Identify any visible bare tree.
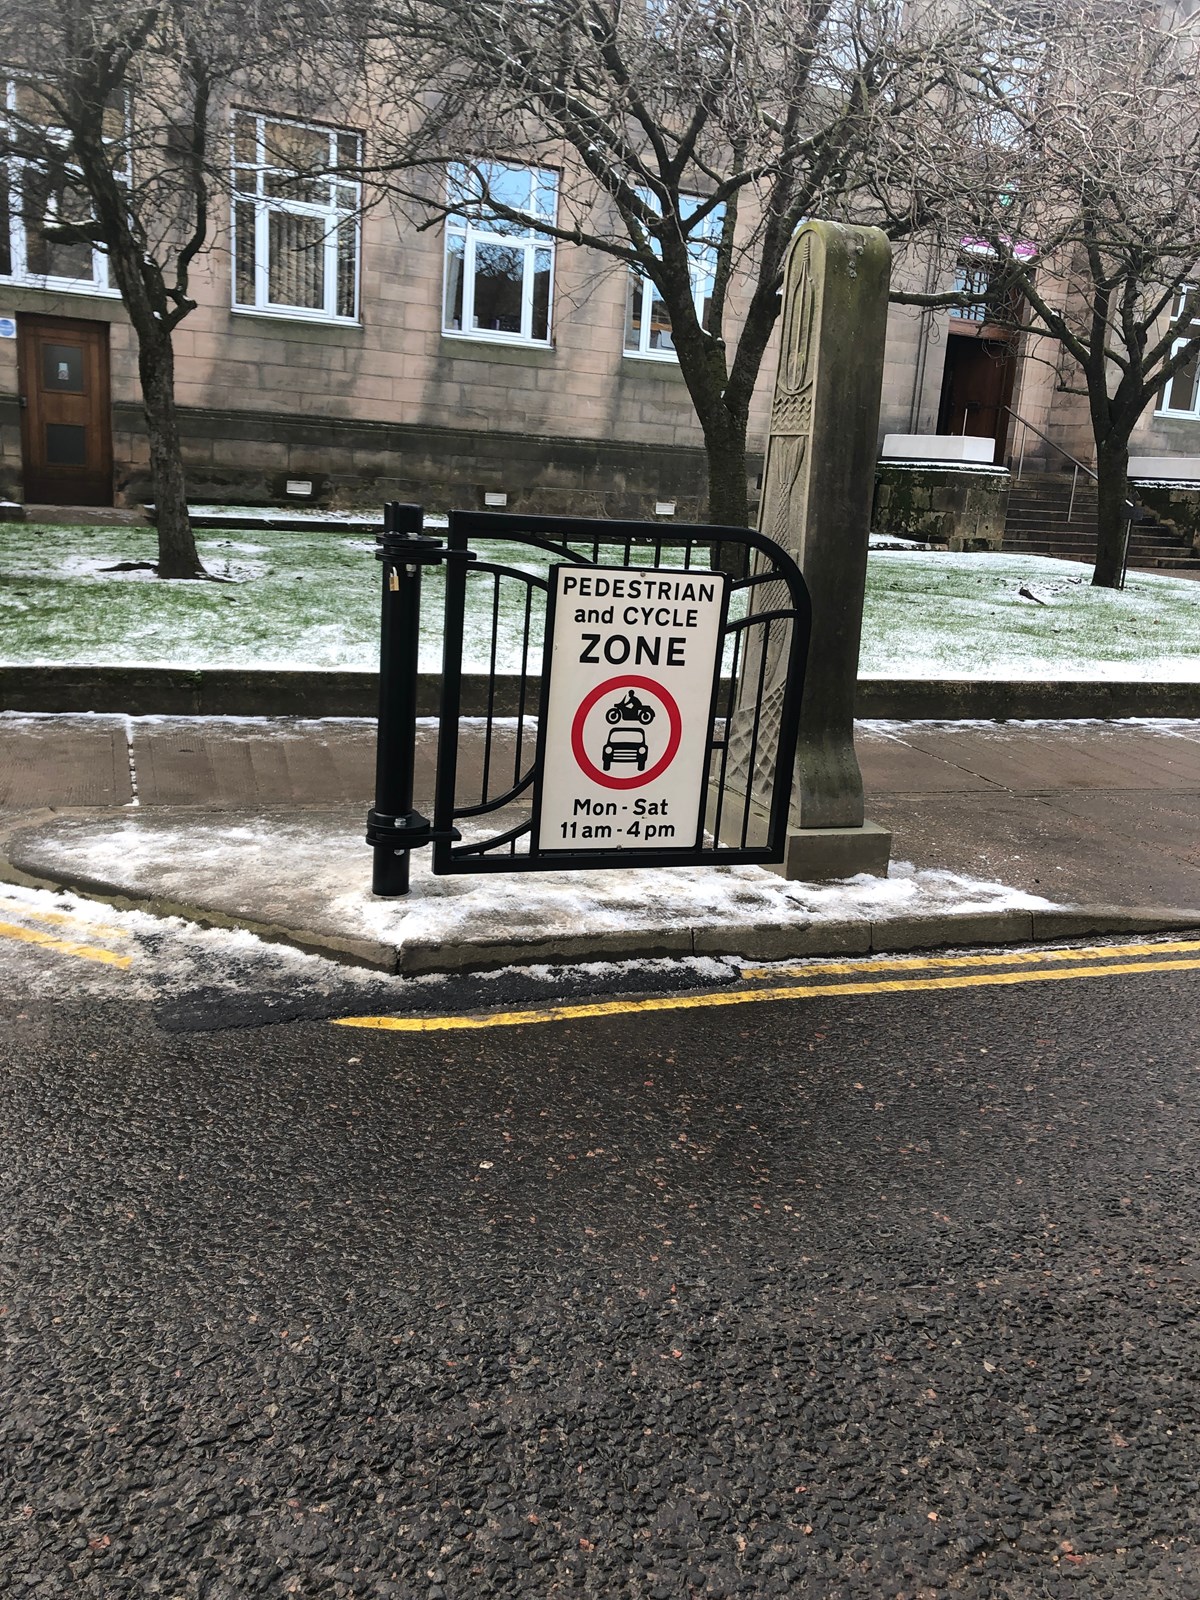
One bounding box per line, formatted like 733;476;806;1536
0;0;337;577
899;0;1200;588
353;0;983;527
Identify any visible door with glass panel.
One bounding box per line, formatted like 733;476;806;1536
18;314;113;505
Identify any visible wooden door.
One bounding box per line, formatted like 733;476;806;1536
936;332;1016;463
18;314;113;505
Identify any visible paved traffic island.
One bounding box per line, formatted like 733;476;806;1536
2;715;1200;974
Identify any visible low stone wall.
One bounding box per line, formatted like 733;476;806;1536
873;462;1010;551
115;403;738;522
1130;479;1200;554
0;396;765;522
4;666;1197;721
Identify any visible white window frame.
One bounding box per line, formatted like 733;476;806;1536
623;192;724;363
1155;285;1200;419
951;255;994;324
442;161;557;347
231;111;361;326
0;77;119;296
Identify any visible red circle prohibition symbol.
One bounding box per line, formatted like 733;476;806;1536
570;675;683;790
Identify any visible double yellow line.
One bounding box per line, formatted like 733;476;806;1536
0;898;132;969
334;936;1200;1034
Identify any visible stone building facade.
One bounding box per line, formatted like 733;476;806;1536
1;109;1195;518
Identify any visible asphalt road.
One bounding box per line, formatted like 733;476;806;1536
1;904;1199;1598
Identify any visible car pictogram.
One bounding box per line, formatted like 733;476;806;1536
602;726;648;771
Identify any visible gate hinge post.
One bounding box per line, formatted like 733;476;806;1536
369;501;445;896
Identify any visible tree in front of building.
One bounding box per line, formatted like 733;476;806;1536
926;0;1200;588
355;0;986;528
0;0;324;578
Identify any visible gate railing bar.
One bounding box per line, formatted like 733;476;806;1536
454;766;539;818
725;603;799;632
708;624;744;849
480;571;502;803
429;516;472;871
515;584;534;789
446;509;788;558
455;819;534;858
445;556;548;820
468;560;552;589
767;603;808;853
741;617;773;847
738;570;795;596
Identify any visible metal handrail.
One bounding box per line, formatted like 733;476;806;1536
1005;404;1097;523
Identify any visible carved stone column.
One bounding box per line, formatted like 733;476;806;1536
727;220;893;879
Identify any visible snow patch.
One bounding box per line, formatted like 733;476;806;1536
879;459;1010;475
46;552;269;583
860;715;1200;737
35;817;1059;971
869;533;933;551
186;505;452;529
197;539;269;555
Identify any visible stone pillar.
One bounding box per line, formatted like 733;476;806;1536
729;220;893;879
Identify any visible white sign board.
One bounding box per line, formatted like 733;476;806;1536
534;565;727;853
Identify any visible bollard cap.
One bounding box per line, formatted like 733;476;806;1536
383;501;423;535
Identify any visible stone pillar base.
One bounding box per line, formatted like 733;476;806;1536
709;783;892;881
774;820;893;882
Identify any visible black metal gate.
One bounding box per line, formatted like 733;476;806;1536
367;504;810;895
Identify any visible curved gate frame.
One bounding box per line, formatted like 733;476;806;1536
427;509;812;878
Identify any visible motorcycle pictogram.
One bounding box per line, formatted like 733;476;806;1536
604;688;656;726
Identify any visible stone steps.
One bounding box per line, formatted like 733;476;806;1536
1003;541;1199;569
1002;471;1198;570
1005;524;1190;555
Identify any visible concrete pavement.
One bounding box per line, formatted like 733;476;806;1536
2;713;1199;971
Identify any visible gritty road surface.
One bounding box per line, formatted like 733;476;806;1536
1;888;1198;1599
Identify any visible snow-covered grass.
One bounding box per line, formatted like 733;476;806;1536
1;523;386;669
1;522;1196;679
861;551;1199;680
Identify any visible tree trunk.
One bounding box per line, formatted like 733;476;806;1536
667;302;752;528
698;407;751;527
137;330;205;580
705;438;750;527
1092;436;1132;589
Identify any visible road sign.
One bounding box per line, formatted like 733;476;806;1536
533;564;728;853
